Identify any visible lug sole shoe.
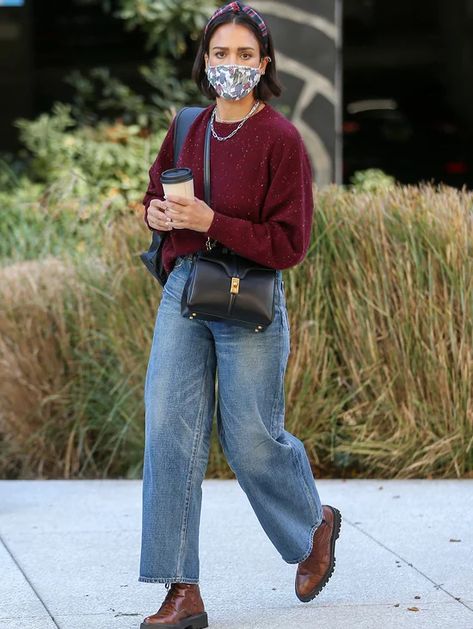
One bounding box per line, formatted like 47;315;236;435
140;582;208;628
295;504;342;602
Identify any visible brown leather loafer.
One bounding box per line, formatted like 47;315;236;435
295;504;342;602
140;582;208;628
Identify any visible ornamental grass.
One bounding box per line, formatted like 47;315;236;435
1;182;472;479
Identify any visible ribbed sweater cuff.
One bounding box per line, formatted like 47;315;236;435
205;210;234;243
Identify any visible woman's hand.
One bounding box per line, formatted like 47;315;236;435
149;194;215;233
147;199;173;231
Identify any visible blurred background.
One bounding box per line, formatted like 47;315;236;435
1;0;473;187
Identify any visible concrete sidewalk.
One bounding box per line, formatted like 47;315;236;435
0;479;472;629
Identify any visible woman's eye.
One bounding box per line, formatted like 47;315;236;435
215;52;251;60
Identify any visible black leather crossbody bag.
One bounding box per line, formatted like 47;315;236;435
180;119;277;333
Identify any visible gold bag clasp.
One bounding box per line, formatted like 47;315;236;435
230;277;240;294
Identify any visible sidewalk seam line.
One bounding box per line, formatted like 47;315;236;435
343;516;473;614
0;532;61;628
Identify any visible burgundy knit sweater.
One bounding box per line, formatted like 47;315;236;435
142;102;314;274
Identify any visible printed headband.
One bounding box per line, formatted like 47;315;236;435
204;1;268;42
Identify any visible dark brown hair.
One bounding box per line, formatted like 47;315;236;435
191;9;283;102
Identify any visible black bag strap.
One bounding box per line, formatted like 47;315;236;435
174;108;217;253
203;117;220;252
174;107;212;211
173;106;206;167
204;118;211;207
140;106;205;286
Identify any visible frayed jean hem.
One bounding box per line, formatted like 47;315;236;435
283;517;323;564
138;576;199;584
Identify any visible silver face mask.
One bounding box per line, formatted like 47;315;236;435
206;62;263;100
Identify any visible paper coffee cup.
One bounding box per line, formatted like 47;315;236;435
160;167;194;200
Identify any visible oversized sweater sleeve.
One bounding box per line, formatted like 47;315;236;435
142;115;176;233
205;125;314;269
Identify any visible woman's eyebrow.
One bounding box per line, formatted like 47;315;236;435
211;46;255;51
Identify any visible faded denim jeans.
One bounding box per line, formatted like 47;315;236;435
138;254;323;584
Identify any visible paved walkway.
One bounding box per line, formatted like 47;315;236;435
0;479;472;628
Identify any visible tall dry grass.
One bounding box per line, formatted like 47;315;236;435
1;183;473;478
0;236;149;479
284;183;473;478
0;257;89;477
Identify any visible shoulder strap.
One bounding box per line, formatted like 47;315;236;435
141;106;207;285
173;105;213;213
173;106;206;166
204;119;211;207
173;106;217;250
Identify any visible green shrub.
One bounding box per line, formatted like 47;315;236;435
64;0;216;130
109;0;215;57
350;168;396;191
0;102;163;265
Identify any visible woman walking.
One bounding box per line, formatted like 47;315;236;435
138;3;341;627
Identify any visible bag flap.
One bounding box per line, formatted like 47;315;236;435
197;253;275;279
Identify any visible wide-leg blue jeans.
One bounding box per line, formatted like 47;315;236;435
138;254;323;584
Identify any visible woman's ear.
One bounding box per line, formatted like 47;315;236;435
260;56;270;75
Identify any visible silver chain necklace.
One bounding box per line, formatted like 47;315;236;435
210;100;260;142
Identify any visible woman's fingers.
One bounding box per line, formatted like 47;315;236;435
147;198;188;230
148;203;172;230
149;198;167;211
